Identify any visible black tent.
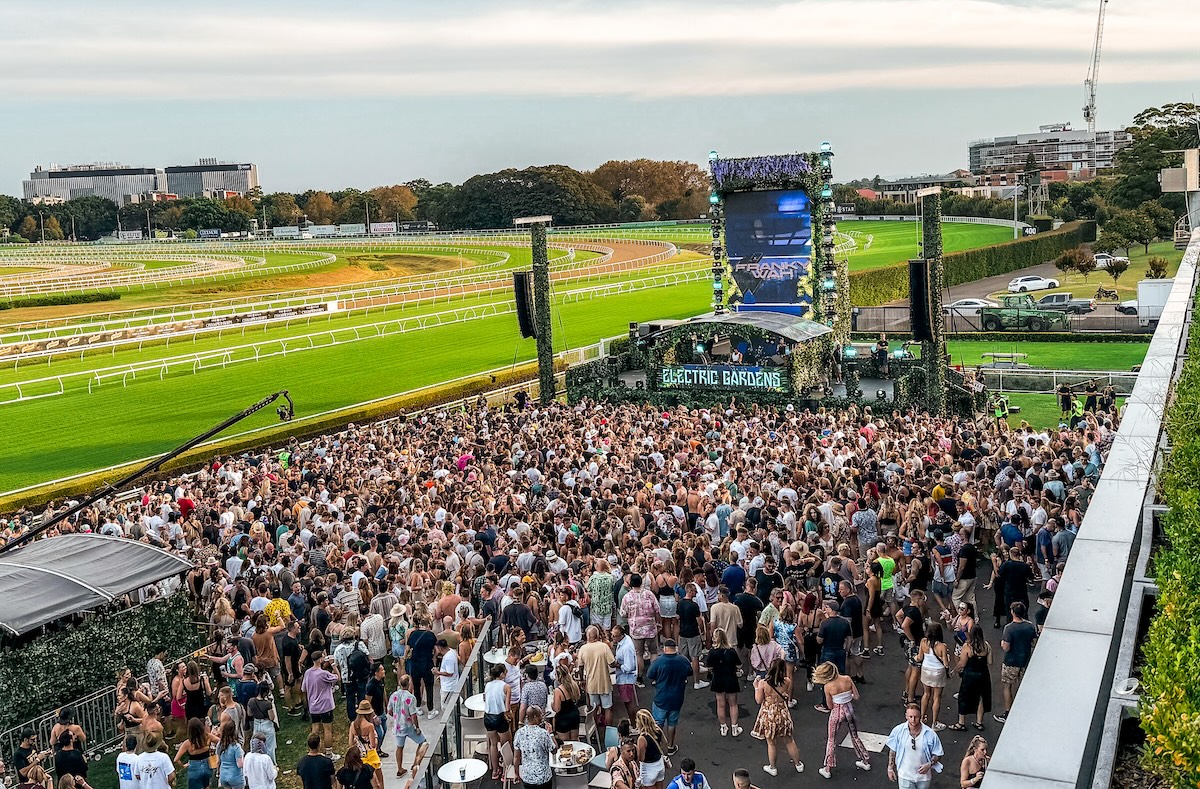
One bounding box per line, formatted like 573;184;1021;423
0;533;192;635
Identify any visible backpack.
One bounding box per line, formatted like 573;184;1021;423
348;645;371;682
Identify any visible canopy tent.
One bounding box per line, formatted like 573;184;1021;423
0;533;192;635
679;311;833;344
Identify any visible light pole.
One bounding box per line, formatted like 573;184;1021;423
37;210;45;243
145;207;152;240
69;214;76;242
364;197;371;231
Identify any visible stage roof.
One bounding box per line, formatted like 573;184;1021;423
0;534;192;635
680;311;833;344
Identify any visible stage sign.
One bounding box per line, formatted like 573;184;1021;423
659;364;788;392
723;189;812;309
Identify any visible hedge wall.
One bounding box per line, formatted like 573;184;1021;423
849;220;1096;306
849;331;1151;344
0;292;121;311
0;593;202;733
1140;306;1200;788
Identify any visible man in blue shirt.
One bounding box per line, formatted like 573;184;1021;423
886;704;944;788
645;640;692;755
666;759;711;789
720;563;746;597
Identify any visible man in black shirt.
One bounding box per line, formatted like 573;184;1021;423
296;732;336;789
897;589;927;704
500;587;538;641
954;530;979;614
281;620;305;715
733;578;765;652
997;602;1038;722
12;730;42;782
754;556;784;604
816;600;852;677
819;558;845;602
991;547;1032;626
365;662;389;757
676;584;708;689
838;581;866;682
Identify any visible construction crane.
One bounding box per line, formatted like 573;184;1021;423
1082;0;1109;139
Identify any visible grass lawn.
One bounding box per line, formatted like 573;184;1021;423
1;280;711;490
984;241;1185;302
840;221;1014;271
944;340;1148;371
1001;394;1068;429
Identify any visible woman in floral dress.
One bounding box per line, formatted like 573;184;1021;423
751;659;804;777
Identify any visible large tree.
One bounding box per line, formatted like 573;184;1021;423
588;159;708;219
1105;209;1157;253
301;191;337;224
367;185;418;223
440;165;618;229
1110;102;1199;212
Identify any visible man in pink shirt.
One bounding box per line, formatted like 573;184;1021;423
301;651;341;755
619;573;660;683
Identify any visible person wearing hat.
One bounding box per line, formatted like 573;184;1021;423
350;700;382;789
387;604;410;661
812;662;870;779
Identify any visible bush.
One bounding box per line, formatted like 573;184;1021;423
1141;304;1200;787
0;593;202;734
849;221;1095;305
1147;256;1170;279
0;292;121;311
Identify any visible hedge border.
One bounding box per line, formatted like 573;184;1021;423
0;292;121;310
849;220;1096;306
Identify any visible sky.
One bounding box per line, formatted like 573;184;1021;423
0;0;1196;195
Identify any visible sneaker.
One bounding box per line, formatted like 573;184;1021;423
806;681;814;692
666;746;678;756
720;725;729;737
731;725;743;737
855;760;871;772
762;766;778;777
787;699;798;708
377;751;390;759
873;646;885;656
750;730;764;740
933;723;946;731
636;680;646;688
695;680;711;690
993;711;1009;723
861;650;872;660
818;767;832;779
794;762;804;773
427;709;439;719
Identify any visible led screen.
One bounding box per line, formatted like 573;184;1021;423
723;188;812;307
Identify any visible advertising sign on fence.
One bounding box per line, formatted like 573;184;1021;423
118;230;144;241
836;204;857;214
198;228;221;239
310;225;337;237
369;222;397;235
658;364;788;392
337;223;366;236
272;226;300;239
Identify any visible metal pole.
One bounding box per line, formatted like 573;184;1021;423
1013;188;1019;240
37;211;45;243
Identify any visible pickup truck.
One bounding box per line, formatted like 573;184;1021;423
979;295;1072;332
1035;292;1095;314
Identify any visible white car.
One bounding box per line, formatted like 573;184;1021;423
1092;252;1130;270
1007;275;1059;293
943;298;998;316
1117;299;1138;315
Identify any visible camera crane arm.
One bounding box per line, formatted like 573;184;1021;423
0;389;294;556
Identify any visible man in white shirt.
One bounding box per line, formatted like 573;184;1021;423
133;733;175;789
435;639;461;713
116;735;139;789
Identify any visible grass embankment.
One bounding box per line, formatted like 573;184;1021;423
944;340;1148;371
985;241;1185;301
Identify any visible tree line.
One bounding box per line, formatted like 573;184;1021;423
1;103;1193;242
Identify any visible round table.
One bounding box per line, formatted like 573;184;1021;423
464;693;487;715
549;743;595;774
483;648;508;664
438;758;488;787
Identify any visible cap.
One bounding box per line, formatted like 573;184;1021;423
509;548;519;556
662;639;677;649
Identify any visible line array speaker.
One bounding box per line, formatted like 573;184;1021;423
513;271;536;338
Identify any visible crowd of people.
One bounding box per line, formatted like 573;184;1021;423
0;393;1116;789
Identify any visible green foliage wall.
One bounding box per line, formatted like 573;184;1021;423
1140;295;1200;788
0;292;121;310
849;221;1096;306
0;593;202;734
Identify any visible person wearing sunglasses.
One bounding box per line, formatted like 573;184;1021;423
885;704;944;789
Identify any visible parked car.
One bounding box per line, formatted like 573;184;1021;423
1008;275;1060;293
943;298;998;316
1117;299;1138;315
1035;292;1095;314
1092;252;1130;270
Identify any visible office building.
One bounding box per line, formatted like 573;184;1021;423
23;164;164;204
164;159;259;198
968;123;1132;178
877;170;975;203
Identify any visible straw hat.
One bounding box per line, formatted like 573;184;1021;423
356;700;375;716
811;662;839;685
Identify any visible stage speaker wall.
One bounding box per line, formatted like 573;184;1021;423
908;258;933;342
513;271;536;338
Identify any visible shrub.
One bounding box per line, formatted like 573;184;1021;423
0;292;121;311
1146;256;1170;279
1055;246;1093;275
849;221;1095;306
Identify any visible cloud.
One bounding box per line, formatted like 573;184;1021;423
0;0;1194;99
